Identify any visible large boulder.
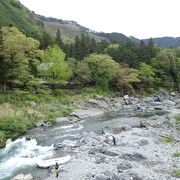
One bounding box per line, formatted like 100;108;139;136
102;126;112;135
121;152;146;161
80;132;101;146
163;99;176;106
154;90;169;102
117;162;132;171
86;99;109;110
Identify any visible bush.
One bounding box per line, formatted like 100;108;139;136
175;116;180;125
0;131;6;148
81;87;97;94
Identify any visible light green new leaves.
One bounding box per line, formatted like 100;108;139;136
40;45;71;84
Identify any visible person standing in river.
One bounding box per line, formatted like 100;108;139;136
54;162;59;178
112;136;116;145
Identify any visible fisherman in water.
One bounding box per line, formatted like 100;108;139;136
54;162;59;178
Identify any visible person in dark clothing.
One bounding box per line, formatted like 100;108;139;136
112;136;116;145
55;162;59;178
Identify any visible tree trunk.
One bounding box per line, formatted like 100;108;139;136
3;81;6;91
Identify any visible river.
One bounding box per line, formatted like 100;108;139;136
0;97;179;180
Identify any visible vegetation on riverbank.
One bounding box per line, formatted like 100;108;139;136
174;152;180;157
0;88;113;148
175;116;180;125
173;169;180;178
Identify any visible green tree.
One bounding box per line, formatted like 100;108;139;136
39;45;71;94
0;27;41;91
116;65;140;94
151;48;179;90
55;29;64;50
84;54;119;90
67;58;91;88
104;43;120;61
138;62;155;88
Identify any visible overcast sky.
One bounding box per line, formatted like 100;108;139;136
19;0;180;39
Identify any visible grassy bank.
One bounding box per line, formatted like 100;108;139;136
0;88;112;148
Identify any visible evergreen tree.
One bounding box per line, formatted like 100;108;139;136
55;29;64;49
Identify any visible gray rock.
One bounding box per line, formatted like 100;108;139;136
103;171;121;180
153;106;164;110
87;99;109;110
170;92;176;97
35;121;48;127
95;174;110;180
95;154;106;164
163;99;176;106
113;125;132;134
123;95;131;105
126;171;143;180
89;147;100;155
117;162;132;171
121;152;146;161
104;150;119;156
102;126;112;134
154;90;169;102
80;132;101;146
138;139;149;146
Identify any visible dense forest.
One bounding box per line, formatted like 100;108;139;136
0;0;180;148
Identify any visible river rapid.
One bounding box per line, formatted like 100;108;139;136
0;94;180;180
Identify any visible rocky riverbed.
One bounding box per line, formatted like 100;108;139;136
9;91;180;180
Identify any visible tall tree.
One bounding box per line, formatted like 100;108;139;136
0;27;41;90
151;48;179;90
84;53;119;90
39;45;71;94
55;29;64;49
116;65;140;94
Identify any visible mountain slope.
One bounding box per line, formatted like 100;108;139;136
0;0;44;36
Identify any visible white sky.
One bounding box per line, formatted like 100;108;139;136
19;0;180;39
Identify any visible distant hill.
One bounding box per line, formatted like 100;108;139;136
130;36;180;48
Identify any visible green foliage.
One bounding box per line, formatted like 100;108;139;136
40;45;71;85
174;152;180;157
116;65;140;94
0;131;6;148
151;48;180;91
65;34;109;60
0;0;53;48
172;169;180;178
85;54;119;90
55;29;64;49
161;135;176;144
67;58;91;87
104;43;121;60
138;63;155;88
0;27;41;90
175;116;180;125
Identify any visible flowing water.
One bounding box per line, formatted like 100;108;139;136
0;105;178;180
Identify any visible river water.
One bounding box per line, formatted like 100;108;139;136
0;104;178;180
